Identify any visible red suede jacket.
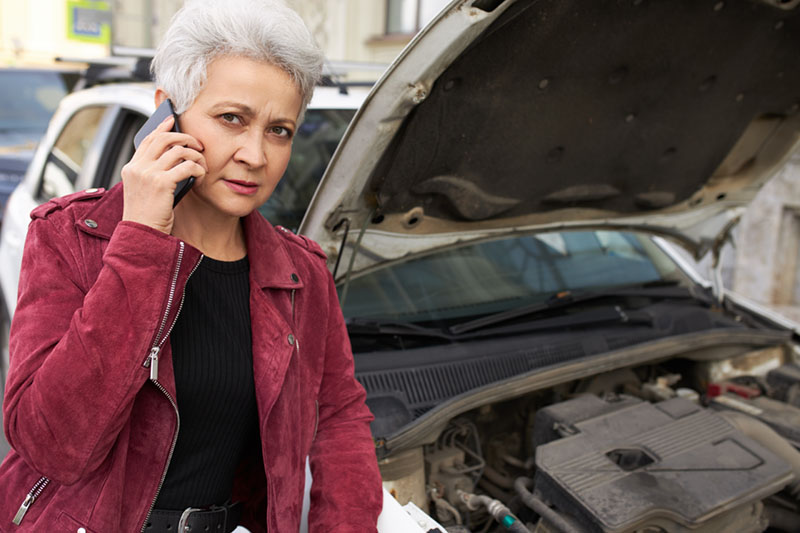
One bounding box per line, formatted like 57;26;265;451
0;184;382;532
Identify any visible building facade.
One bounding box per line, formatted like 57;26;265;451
1;0;449;80
732;152;800;322
0;0;109;65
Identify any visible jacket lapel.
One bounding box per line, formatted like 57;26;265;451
75;189;304;422
243;213;306;422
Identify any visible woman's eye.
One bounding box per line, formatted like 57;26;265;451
221;113;241;124
271;126;292;138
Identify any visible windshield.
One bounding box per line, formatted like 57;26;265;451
339;230;686;322
0;70;76;139
259;108;356;230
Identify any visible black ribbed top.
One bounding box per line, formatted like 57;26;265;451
154;256;258;510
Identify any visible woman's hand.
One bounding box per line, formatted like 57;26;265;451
121;115;207;234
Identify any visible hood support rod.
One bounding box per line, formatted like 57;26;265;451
710;215;741;304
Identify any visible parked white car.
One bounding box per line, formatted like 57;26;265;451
0;80;368;374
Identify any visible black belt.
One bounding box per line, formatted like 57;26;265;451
145;501;242;533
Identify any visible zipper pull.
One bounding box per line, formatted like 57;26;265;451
149;346;160;381
13;494;33;525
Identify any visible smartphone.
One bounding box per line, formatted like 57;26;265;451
133;99;195;207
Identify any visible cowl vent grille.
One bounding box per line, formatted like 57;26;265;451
356;340;587;414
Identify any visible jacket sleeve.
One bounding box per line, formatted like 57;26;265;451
307;273;382;532
3;217;181;484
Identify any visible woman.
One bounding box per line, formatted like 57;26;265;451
0;1;383;531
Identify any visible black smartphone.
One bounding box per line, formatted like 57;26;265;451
133;99;195;207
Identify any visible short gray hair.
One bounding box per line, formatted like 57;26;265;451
151;0;323;120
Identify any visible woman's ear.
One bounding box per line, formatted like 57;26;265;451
154;88;168;108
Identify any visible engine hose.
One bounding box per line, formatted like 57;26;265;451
513;477;582;533
432;494;463;525
717;411;800;499
483;465;515;489
456;491;532;533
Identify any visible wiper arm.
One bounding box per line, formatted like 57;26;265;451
449;281;689;336
462;305;655;339
346;317;453;340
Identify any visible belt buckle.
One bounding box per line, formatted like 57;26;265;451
210;504;229;531
177;507;204;532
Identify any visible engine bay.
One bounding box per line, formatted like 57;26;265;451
378;344;800;533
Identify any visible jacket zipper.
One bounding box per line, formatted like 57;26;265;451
144;242;186;380
12;476;50;525
12;246;195;527
139;381;180;533
140;245;203;532
9;244;202;529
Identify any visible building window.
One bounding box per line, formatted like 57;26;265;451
386;0;450;35
774;207;800;306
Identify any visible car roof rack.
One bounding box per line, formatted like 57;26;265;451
321;59;385;94
57;47;384;93
55;52;152;89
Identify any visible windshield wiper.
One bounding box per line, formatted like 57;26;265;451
448;280;695;336
346;317;452;340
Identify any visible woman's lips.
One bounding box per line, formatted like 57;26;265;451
223;179;259;195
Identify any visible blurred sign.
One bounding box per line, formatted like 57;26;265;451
67;1;111;44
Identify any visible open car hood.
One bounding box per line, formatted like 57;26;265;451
300;0;800;278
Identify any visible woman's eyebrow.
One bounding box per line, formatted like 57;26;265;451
211;102;256;116
210;102;297;127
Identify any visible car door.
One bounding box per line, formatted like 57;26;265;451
0;103;146;358
37;104;119;201
38;105;147;199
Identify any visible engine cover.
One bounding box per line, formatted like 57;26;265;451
533;396;793;532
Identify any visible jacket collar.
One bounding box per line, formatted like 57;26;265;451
77;184;304;291
242;213;305;291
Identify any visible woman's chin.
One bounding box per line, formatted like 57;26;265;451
179;189;267;220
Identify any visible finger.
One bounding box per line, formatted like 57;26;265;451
165;160;206;183
147;131;205;154
157;114;175;131
158;146;208;173
137;115;176;149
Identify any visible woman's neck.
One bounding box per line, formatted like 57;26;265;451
171;197;247;261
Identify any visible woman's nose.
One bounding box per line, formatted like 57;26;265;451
234;130;267;168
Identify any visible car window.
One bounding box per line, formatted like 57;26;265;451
258;108;356;230
103;111;147;190
339;230;683;322
0;70;77;139
39;106;110;200
102;106;354;211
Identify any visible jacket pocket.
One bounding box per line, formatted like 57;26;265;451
55;511;99;533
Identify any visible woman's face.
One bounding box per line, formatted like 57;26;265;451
169;55;303;219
